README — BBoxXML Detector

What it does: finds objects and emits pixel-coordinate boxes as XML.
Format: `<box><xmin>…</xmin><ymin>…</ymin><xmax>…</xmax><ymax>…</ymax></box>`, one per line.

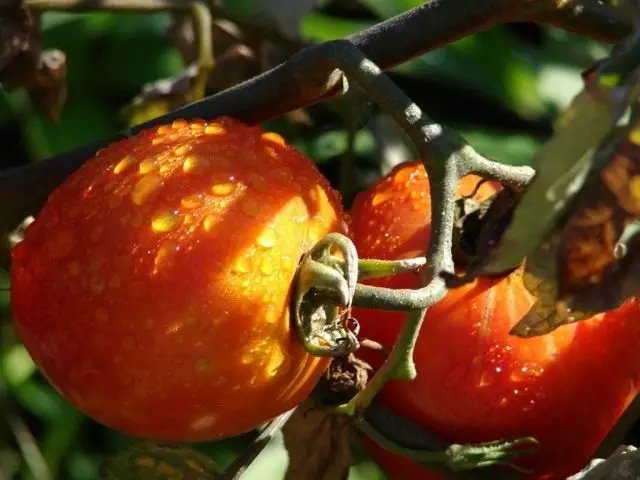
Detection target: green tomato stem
<box><xmin>357</xmin><ymin>257</ymin><xmax>427</xmax><ymax>281</ymax></box>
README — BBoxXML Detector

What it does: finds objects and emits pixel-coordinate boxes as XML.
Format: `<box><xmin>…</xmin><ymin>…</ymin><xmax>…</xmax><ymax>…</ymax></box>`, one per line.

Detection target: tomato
<box><xmin>10</xmin><ymin>117</ymin><xmax>347</xmax><ymax>442</ymax></box>
<box><xmin>350</xmin><ymin>161</ymin><xmax>640</xmax><ymax>480</ymax></box>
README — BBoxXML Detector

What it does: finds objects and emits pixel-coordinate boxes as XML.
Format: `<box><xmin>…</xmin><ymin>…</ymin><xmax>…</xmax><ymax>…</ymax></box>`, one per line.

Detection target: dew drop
<box><xmin>233</xmin><ymin>256</ymin><xmax>251</xmax><ymax>274</ymax></box>
<box><xmin>265</xmin><ymin>344</ymin><xmax>286</xmax><ymax>377</ymax></box>
<box><xmin>393</xmin><ymin>167</ymin><xmax>411</xmax><ymax>186</ymax></box>
<box><xmin>205</xmin><ymin>123</ymin><xmax>225</xmax><ymax>135</ymax></box>
<box><xmin>175</xmin><ymin>144</ymin><xmax>191</xmax><ymax>156</ymax></box>
<box><xmin>181</xmin><ymin>194</ymin><xmax>204</xmax><ymax>209</ymax></box>
<box><xmin>138</xmin><ymin>158</ymin><xmax>156</xmax><ymax>174</ymax></box>
<box><xmin>371</xmin><ymin>189</ymin><xmax>394</xmax><ymax>207</ymax></box>
<box><xmin>151</xmin><ymin>210</ymin><xmax>182</xmax><ymax>233</ymax></box>
<box><xmin>202</xmin><ymin>215</ymin><xmax>216</xmax><ymax>232</ymax></box>
<box><xmin>265</xmin><ymin>305</ymin><xmax>277</xmax><ymax>323</ymax></box>
<box><xmin>172</xmin><ymin>119</ymin><xmax>188</xmax><ymax>129</ymax></box>
<box><xmin>240</xmin><ymin>198</ymin><xmax>260</xmax><ymax>217</ymax></box>
<box><xmin>261</xmin><ymin>132</ymin><xmax>286</xmax><ymax>146</ymax></box>
<box><xmin>211</xmin><ymin>183</ymin><xmax>236</xmax><ymax>196</ymax></box>
<box><xmin>260</xmin><ymin>258</ymin><xmax>274</xmax><ymax>276</ymax></box>
<box><xmin>153</xmin><ymin>241</ymin><xmax>178</xmax><ymax>273</ymax></box>
<box><xmin>183</xmin><ymin>154</ymin><xmax>209</xmax><ymax>175</ymax></box>
<box><xmin>132</xmin><ymin>174</ymin><xmax>163</xmax><ymax>205</ymax></box>
<box><xmin>256</xmin><ymin>229</ymin><xmax>276</xmax><ymax>248</ymax></box>
<box><xmin>114</xmin><ymin>155</ymin><xmax>135</xmax><ymax>174</ymax></box>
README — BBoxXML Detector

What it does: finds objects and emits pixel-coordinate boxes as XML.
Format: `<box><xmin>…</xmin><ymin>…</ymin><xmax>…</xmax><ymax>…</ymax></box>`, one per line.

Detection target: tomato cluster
<box><xmin>350</xmin><ymin>161</ymin><xmax>640</xmax><ymax>480</ymax></box>
<box><xmin>9</xmin><ymin>123</ymin><xmax>640</xmax><ymax>479</ymax></box>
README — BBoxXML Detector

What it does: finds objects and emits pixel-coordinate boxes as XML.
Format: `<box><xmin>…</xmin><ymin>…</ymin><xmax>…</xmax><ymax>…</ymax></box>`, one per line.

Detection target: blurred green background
<box><xmin>0</xmin><ymin>0</ymin><xmax>612</xmax><ymax>478</ymax></box>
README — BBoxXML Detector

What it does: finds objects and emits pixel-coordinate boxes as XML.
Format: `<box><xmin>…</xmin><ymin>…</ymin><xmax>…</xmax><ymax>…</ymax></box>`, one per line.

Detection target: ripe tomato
<box><xmin>350</xmin><ymin>161</ymin><xmax>640</xmax><ymax>480</ymax></box>
<box><xmin>10</xmin><ymin>117</ymin><xmax>346</xmax><ymax>442</ymax></box>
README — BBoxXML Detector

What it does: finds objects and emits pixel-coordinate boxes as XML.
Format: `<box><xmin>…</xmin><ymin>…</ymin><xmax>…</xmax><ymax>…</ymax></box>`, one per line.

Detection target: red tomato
<box><xmin>350</xmin><ymin>161</ymin><xmax>640</xmax><ymax>480</ymax></box>
<box><xmin>10</xmin><ymin>118</ymin><xmax>346</xmax><ymax>442</ymax></box>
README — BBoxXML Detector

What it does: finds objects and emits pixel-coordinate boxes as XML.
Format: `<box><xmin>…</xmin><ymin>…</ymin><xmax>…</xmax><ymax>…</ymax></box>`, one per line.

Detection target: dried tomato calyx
<box><xmin>293</xmin><ymin>233</ymin><xmax>359</xmax><ymax>357</ymax></box>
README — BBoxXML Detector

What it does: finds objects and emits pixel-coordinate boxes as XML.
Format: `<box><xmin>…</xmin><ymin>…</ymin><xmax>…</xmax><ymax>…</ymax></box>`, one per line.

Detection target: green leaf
<box><xmin>300</xmin><ymin>12</ymin><xmax>373</xmax><ymax>42</ymax></box>
<box><xmin>394</xmin><ymin>29</ymin><xmax>544</xmax><ymax>119</ymax></box>
<box><xmin>298</xmin><ymin>129</ymin><xmax>376</xmax><ymax>163</ymax></box>
<box><xmin>459</xmin><ymin>130</ymin><xmax>542</xmax><ymax>166</ymax></box>
<box><xmin>359</xmin><ymin>0</ymin><xmax>424</xmax><ymax>19</ymax></box>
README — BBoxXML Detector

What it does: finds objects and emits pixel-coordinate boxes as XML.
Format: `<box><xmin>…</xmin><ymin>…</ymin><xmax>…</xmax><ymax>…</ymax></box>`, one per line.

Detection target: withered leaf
<box><xmin>445</xmin><ymin>187</ymin><xmax>522</xmax><ymax>288</ymax></box>
<box><xmin>511</xmin><ymin>230</ymin><xmax>594</xmax><ymax>338</ymax></box>
<box><xmin>124</xmin><ymin>63</ymin><xmax>201</xmax><ymax>126</ymax></box>
<box><xmin>512</xmin><ymin>132</ymin><xmax>640</xmax><ymax>337</ymax></box>
<box><xmin>0</xmin><ymin>2</ymin><xmax>68</xmax><ymax>122</ymax></box>
<box><xmin>283</xmin><ymin>400</ymin><xmax>354</xmax><ymax>480</ymax></box>
<box><xmin>100</xmin><ymin>442</ymin><xmax>222</xmax><ymax>479</ymax></box>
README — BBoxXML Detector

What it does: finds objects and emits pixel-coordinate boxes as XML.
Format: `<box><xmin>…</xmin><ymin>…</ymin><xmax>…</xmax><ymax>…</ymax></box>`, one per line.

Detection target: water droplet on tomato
<box><xmin>256</xmin><ymin>229</ymin><xmax>276</xmax><ymax>248</ymax></box>
<box><xmin>371</xmin><ymin>189</ymin><xmax>394</xmax><ymax>206</ymax></box>
<box><xmin>154</xmin><ymin>241</ymin><xmax>178</xmax><ymax>273</ymax></box>
<box><xmin>266</xmin><ymin>344</ymin><xmax>286</xmax><ymax>376</ymax></box>
<box><xmin>260</xmin><ymin>259</ymin><xmax>274</xmax><ymax>275</ymax></box>
<box><xmin>151</xmin><ymin>210</ymin><xmax>181</xmax><ymax>233</ymax></box>
<box><xmin>183</xmin><ymin>154</ymin><xmax>208</xmax><ymax>175</ymax></box>
<box><xmin>138</xmin><ymin>158</ymin><xmax>156</xmax><ymax>174</ymax></box>
<box><xmin>202</xmin><ymin>215</ymin><xmax>216</xmax><ymax>232</ymax></box>
<box><xmin>172</xmin><ymin>119</ymin><xmax>188</xmax><ymax>130</ymax></box>
<box><xmin>181</xmin><ymin>194</ymin><xmax>204</xmax><ymax>209</ymax></box>
<box><xmin>233</xmin><ymin>256</ymin><xmax>251</xmax><ymax>274</ymax></box>
<box><xmin>261</xmin><ymin>132</ymin><xmax>286</xmax><ymax>146</ymax></box>
<box><xmin>114</xmin><ymin>155</ymin><xmax>135</xmax><ymax>174</ymax></box>
<box><xmin>205</xmin><ymin>123</ymin><xmax>225</xmax><ymax>135</ymax></box>
<box><xmin>211</xmin><ymin>183</ymin><xmax>236</xmax><ymax>196</ymax></box>
<box><xmin>132</xmin><ymin>174</ymin><xmax>163</xmax><ymax>205</ymax></box>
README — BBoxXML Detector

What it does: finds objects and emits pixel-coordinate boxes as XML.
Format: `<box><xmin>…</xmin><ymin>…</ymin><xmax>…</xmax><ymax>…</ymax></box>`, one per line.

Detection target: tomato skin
<box><xmin>350</xmin><ymin>161</ymin><xmax>640</xmax><ymax>480</ymax></box>
<box><xmin>10</xmin><ymin>117</ymin><xmax>346</xmax><ymax>442</ymax></box>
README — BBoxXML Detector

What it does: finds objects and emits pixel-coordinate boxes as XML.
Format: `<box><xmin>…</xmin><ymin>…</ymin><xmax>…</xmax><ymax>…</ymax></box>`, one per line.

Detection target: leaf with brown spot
<box><xmin>100</xmin><ymin>442</ymin><xmax>222</xmax><ymax>479</ymax></box>
<box><xmin>511</xmin><ymin>131</ymin><xmax>640</xmax><ymax>337</ymax></box>
<box><xmin>283</xmin><ymin>401</ymin><xmax>355</xmax><ymax>480</ymax></box>
<box><xmin>0</xmin><ymin>2</ymin><xmax>68</xmax><ymax>122</ymax></box>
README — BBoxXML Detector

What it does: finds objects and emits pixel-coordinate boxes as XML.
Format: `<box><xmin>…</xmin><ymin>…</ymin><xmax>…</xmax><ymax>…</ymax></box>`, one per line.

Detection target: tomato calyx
<box><xmin>293</xmin><ymin>233</ymin><xmax>360</xmax><ymax>357</ymax></box>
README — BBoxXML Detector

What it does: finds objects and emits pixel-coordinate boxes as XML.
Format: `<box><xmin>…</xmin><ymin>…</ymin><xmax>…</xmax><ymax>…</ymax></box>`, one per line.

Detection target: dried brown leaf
<box><xmin>125</xmin><ymin>63</ymin><xmax>201</xmax><ymax>125</ymax></box>
<box><xmin>0</xmin><ymin>2</ymin><xmax>68</xmax><ymax>122</ymax></box>
<box><xmin>283</xmin><ymin>401</ymin><xmax>355</xmax><ymax>480</ymax></box>
<box><xmin>511</xmin><ymin>134</ymin><xmax>640</xmax><ymax>337</ymax></box>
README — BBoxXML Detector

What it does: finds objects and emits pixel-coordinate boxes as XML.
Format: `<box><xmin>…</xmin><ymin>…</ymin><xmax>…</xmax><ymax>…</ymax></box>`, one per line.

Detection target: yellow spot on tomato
<box><xmin>211</xmin><ymin>183</ymin><xmax>236</xmax><ymax>196</ymax></box>
<box><xmin>132</xmin><ymin>174</ymin><xmax>163</xmax><ymax>205</ymax></box>
<box><xmin>261</xmin><ymin>132</ymin><xmax>286</xmax><ymax>146</ymax></box>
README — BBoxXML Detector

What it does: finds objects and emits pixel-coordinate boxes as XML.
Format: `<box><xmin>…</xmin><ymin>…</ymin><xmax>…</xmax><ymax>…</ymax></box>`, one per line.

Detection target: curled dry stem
<box><xmin>293</xmin><ymin>233</ymin><xmax>359</xmax><ymax>357</ymax></box>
